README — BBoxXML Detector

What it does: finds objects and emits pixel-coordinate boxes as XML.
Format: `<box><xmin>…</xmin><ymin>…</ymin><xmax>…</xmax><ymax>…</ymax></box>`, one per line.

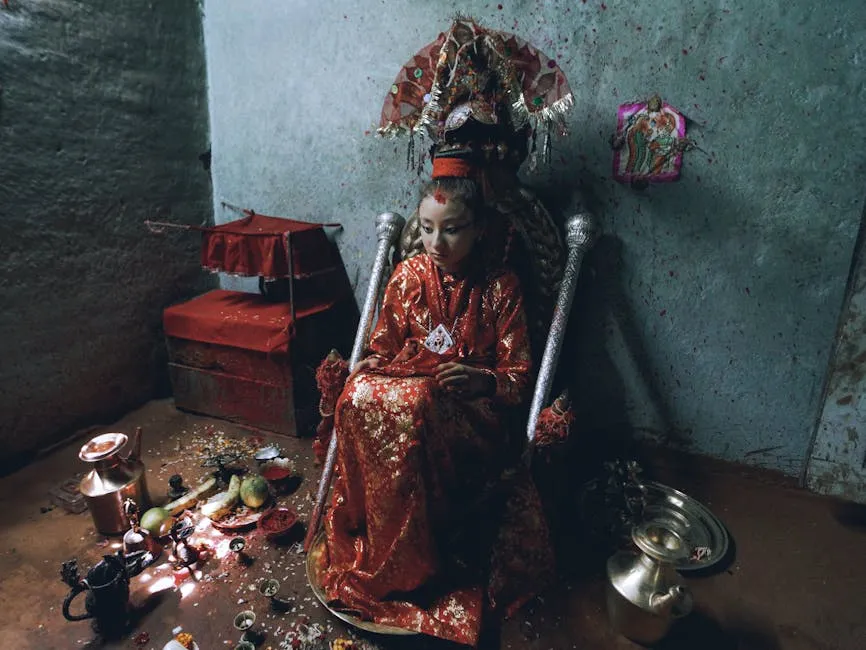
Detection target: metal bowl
<box><xmin>258</xmin><ymin>507</ymin><xmax>299</xmax><ymax>540</ymax></box>
<box><xmin>253</xmin><ymin>445</ymin><xmax>282</xmax><ymax>462</ymax></box>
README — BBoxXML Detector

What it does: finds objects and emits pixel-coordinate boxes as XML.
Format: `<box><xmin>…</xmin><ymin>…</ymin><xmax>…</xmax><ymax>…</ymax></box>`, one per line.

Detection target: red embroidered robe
<box><xmin>319</xmin><ymin>254</ymin><xmax>554</xmax><ymax>646</ymax></box>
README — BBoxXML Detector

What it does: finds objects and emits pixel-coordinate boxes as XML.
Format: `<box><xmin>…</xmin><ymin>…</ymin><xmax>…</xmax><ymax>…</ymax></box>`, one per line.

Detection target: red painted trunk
<box><xmin>164</xmin><ymin>290</ymin><xmax>357</xmax><ymax>437</ymax></box>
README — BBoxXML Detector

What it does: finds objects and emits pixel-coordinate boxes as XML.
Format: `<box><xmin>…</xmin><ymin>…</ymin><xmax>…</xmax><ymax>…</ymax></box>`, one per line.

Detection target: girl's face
<box><xmin>418</xmin><ymin>194</ymin><xmax>480</xmax><ymax>274</ymax></box>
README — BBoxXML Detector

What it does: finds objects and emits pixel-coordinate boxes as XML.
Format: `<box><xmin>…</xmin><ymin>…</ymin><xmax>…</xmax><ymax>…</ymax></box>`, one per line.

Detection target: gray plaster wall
<box><xmin>807</xmin><ymin>216</ymin><xmax>866</xmax><ymax>502</ymax></box>
<box><xmin>203</xmin><ymin>0</ymin><xmax>866</xmax><ymax>477</ymax></box>
<box><xmin>0</xmin><ymin>0</ymin><xmax>212</xmax><ymax>468</ymax></box>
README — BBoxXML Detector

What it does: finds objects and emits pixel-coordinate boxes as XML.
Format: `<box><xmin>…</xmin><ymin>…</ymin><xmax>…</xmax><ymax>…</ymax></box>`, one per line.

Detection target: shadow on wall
<box><xmin>532</xmin><ymin>179</ymin><xmax>684</xmax><ymax>463</ymax></box>
<box><xmin>526</xmin><ymin>179</ymin><xmax>734</xmax><ymax>572</ymax></box>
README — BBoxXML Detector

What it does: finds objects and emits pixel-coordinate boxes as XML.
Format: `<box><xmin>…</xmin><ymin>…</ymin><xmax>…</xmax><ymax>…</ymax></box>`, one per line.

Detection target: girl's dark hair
<box><xmin>418</xmin><ymin>177</ymin><xmax>485</xmax><ymax>221</ymax></box>
<box><xmin>418</xmin><ymin>177</ymin><xmax>485</xmax><ymax>225</ymax></box>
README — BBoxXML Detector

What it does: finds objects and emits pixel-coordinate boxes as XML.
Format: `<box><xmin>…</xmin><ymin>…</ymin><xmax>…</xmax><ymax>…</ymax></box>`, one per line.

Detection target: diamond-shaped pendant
<box><xmin>424</xmin><ymin>323</ymin><xmax>454</xmax><ymax>355</ymax></box>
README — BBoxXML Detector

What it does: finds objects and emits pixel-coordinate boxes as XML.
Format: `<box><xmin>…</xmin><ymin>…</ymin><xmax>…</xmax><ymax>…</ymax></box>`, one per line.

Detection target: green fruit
<box><xmin>240</xmin><ymin>474</ymin><xmax>269</xmax><ymax>508</ymax></box>
<box><xmin>140</xmin><ymin>507</ymin><xmax>171</xmax><ymax>536</ymax></box>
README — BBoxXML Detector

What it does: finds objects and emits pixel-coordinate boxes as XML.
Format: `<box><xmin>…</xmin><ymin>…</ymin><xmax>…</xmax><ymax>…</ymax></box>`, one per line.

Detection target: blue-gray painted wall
<box><xmin>200</xmin><ymin>0</ymin><xmax>866</xmax><ymax>477</ymax></box>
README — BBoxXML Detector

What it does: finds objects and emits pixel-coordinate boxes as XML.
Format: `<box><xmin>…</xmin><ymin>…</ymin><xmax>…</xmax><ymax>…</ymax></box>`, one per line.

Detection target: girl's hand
<box><xmin>434</xmin><ymin>362</ymin><xmax>495</xmax><ymax>397</ymax></box>
<box><xmin>349</xmin><ymin>356</ymin><xmax>382</xmax><ymax>380</ymax></box>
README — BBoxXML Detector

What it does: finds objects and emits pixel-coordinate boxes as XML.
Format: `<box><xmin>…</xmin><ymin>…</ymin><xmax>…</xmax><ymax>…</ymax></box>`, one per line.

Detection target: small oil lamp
<box><xmin>259</xmin><ymin>578</ymin><xmax>292</xmax><ymax>612</ymax></box>
<box><xmin>228</xmin><ymin>536</ymin><xmax>252</xmax><ymax>566</ymax></box>
<box><xmin>233</xmin><ymin>609</ymin><xmax>261</xmax><ymax>645</ymax></box>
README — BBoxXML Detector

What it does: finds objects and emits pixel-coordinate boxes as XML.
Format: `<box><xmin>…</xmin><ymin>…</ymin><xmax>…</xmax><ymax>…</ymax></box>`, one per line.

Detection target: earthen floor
<box><xmin>1</xmin><ymin>400</ymin><xmax>863</xmax><ymax>650</ymax></box>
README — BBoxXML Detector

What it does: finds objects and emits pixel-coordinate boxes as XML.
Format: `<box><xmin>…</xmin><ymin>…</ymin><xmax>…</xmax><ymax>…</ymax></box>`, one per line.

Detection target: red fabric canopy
<box><xmin>200</xmin><ymin>212</ymin><xmax>342</xmax><ymax>279</ymax></box>
<box><xmin>163</xmin><ymin>289</ymin><xmax>340</xmax><ymax>354</ymax></box>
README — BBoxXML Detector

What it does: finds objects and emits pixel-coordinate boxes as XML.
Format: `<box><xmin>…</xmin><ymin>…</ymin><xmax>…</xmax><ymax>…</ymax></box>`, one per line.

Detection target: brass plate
<box><xmin>210</xmin><ymin>496</ymin><xmax>275</xmax><ymax>532</ymax></box>
<box><xmin>642</xmin><ymin>481</ymin><xmax>730</xmax><ymax>572</ymax></box>
<box><xmin>305</xmin><ymin>531</ymin><xmax>419</xmax><ymax>636</ymax></box>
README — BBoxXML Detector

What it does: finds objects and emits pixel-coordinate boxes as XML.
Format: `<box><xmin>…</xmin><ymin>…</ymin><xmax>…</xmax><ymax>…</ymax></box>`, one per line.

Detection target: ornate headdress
<box><xmin>379</xmin><ymin>16</ymin><xmax>574</xmax><ymax>171</ymax></box>
<box><xmin>386</xmin><ymin>18</ymin><xmax>572</xmax><ymax>351</ymax></box>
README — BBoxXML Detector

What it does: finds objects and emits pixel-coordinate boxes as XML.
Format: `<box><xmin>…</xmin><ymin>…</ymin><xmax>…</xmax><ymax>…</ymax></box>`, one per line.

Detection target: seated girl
<box><xmin>318</xmin><ymin>154</ymin><xmax>554</xmax><ymax>646</ymax></box>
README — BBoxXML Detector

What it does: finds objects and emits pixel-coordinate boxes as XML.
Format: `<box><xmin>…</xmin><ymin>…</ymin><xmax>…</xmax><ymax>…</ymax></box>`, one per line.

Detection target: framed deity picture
<box><xmin>613</xmin><ymin>95</ymin><xmax>687</xmax><ymax>185</ymax></box>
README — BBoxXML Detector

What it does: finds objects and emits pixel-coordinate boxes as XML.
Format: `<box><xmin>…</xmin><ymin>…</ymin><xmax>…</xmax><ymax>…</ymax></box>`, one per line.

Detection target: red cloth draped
<box><xmin>166</xmin><ymin>213</ymin><xmax>351</xmax><ymax>353</ymax></box>
<box><xmin>199</xmin><ymin>212</ymin><xmax>341</xmax><ymax>279</ymax></box>
<box><xmin>319</xmin><ymin>255</ymin><xmax>554</xmax><ymax>646</ymax></box>
<box><xmin>163</xmin><ymin>289</ymin><xmax>340</xmax><ymax>354</ymax></box>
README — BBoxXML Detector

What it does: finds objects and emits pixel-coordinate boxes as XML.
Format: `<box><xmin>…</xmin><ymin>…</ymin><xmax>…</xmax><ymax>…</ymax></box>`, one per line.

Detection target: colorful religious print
<box><xmin>613</xmin><ymin>96</ymin><xmax>687</xmax><ymax>184</ymax></box>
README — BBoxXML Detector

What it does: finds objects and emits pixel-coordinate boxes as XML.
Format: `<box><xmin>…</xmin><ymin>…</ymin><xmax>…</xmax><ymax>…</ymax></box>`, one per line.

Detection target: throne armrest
<box><xmin>347</xmin><ymin>213</ymin><xmax>406</xmax><ymax>368</ymax></box>
<box><xmin>525</xmin><ymin>212</ymin><xmax>600</xmax><ymax>453</ymax></box>
<box><xmin>305</xmin><ymin>212</ymin><xmax>405</xmax><ymax>551</ymax></box>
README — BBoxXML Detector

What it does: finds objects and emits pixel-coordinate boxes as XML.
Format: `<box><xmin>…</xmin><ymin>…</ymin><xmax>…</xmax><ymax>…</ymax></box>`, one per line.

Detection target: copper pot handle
<box><xmin>126</xmin><ymin>426</ymin><xmax>143</xmax><ymax>462</ymax></box>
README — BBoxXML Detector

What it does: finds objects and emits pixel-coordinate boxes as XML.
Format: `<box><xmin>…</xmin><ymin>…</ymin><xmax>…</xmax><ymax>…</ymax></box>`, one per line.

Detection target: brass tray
<box><xmin>209</xmin><ymin>496</ymin><xmax>275</xmax><ymax>532</ymax></box>
<box><xmin>642</xmin><ymin>481</ymin><xmax>730</xmax><ymax>572</ymax></box>
<box><xmin>305</xmin><ymin>531</ymin><xmax>419</xmax><ymax>636</ymax></box>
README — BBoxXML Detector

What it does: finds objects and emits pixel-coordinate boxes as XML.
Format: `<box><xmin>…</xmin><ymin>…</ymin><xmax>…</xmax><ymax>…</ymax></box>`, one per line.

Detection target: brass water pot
<box><xmin>78</xmin><ymin>428</ymin><xmax>151</xmax><ymax>535</ymax></box>
<box><xmin>606</xmin><ymin>521</ymin><xmax>693</xmax><ymax>645</ymax></box>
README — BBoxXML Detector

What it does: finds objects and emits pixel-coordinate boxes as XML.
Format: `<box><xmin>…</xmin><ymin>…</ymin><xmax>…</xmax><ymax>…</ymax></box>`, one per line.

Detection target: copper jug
<box><xmin>79</xmin><ymin>428</ymin><xmax>151</xmax><ymax>535</ymax></box>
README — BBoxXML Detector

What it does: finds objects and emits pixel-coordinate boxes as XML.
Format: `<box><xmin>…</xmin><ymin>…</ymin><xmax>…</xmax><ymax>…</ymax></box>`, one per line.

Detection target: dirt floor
<box><xmin>1</xmin><ymin>399</ymin><xmax>864</xmax><ymax>650</ymax></box>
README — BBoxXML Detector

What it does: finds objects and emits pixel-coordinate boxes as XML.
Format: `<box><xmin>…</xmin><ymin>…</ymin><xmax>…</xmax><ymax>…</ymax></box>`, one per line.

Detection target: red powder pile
<box><xmin>261</xmin><ymin>508</ymin><xmax>297</xmax><ymax>533</ymax></box>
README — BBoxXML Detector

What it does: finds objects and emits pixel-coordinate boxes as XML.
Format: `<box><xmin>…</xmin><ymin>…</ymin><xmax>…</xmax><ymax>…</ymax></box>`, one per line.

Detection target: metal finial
<box><xmin>564</xmin><ymin>212</ymin><xmax>600</xmax><ymax>252</ymax></box>
<box><xmin>375</xmin><ymin>212</ymin><xmax>406</xmax><ymax>242</ymax></box>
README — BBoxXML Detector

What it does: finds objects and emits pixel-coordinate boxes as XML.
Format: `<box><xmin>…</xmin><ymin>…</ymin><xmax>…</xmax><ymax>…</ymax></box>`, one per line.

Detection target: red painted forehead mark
<box><xmin>433</xmin><ymin>188</ymin><xmax>448</xmax><ymax>204</ymax></box>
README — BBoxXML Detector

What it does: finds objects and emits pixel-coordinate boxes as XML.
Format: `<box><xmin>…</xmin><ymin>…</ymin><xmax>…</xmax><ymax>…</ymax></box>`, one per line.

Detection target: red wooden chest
<box><xmin>164</xmin><ymin>288</ymin><xmax>355</xmax><ymax>437</ymax></box>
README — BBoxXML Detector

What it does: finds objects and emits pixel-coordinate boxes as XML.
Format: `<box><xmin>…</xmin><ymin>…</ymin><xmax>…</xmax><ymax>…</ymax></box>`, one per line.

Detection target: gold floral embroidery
<box><xmin>443</xmin><ymin>595</ymin><xmax>468</xmax><ymax>625</ymax></box>
<box><xmin>350</xmin><ymin>380</ymin><xmax>374</xmax><ymax>408</ymax></box>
